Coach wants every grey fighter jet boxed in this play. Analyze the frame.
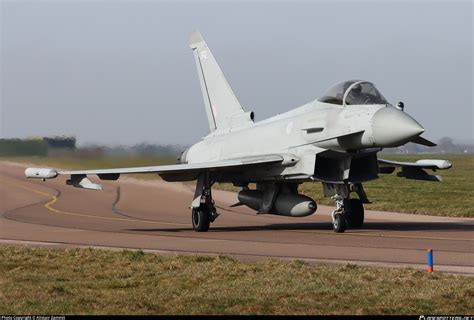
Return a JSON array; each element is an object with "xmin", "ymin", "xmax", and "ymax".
[{"xmin": 25, "ymin": 31, "xmax": 452, "ymax": 233}]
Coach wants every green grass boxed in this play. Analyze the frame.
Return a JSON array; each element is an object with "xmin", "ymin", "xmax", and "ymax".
[
  {"xmin": 0, "ymin": 246, "xmax": 472, "ymax": 315},
  {"xmin": 5, "ymin": 154, "xmax": 473, "ymax": 217}
]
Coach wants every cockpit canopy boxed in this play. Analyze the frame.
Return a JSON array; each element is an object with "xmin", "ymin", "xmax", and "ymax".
[{"xmin": 318, "ymin": 80, "xmax": 389, "ymax": 106}]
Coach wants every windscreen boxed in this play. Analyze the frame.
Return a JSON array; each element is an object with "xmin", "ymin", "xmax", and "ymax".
[
  {"xmin": 318, "ymin": 81, "xmax": 356, "ymax": 105},
  {"xmin": 345, "ymin": 82, "xmax": 388, "ymax": 105},
  {"xmin": 318, "ymin": 80, "xmax": 389, "ymax": 106}
]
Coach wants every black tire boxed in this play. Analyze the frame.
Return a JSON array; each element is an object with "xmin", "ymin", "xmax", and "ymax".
[
  {"xmin": 346, "ymin": 198, "xmax": 364, "ymax": 228},
  {"xmin": 192, "ymin": 205, "xmax": 211, "ymax": 232},
  {"xmin": 333, "ymin": 213, "xmax": 347, "ymax": 233}
]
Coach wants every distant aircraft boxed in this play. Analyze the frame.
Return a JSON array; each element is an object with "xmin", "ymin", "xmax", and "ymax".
[{"xmin": 26, "ymin": 31, "xmax": 452, "ymax": 233}]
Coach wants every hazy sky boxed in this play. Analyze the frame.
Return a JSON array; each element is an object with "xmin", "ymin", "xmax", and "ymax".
[{"xmin": 1, "ymin": 0, "xmax": 473, "ymax": 146}]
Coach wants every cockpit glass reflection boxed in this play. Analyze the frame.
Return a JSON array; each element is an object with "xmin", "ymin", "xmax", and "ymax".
[{"xmin": 318, "ymin": 80, "xmax": 389, "ymax": 106}]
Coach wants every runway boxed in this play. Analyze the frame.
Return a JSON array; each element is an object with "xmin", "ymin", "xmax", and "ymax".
[{"xmin": 1, "ymin": 161, "xmax": 473, "ymax": 274}]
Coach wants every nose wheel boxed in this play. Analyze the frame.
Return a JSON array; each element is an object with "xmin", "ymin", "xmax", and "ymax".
[
  {"xmin": 332, "ymin": 212, "xmax": 347, "ymax": 233},
  {"xmin": 326, "ymin": 183, "xmax": 366, "ymax": 233},
  {"xmin": 331, "ymin": 194, "xmax": 347, "ymax": 233},
  {"xmin": 346, "ymin": 198, "xmax": 364, "ymax": 228}
]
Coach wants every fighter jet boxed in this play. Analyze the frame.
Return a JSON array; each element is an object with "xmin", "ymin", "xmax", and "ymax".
[{"xmin": 25, "ymin": 31, "xmax": 452, "ymax": 233}]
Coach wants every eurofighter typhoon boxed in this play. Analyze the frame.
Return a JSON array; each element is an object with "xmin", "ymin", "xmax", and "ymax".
[{"xmin": 26, "ymin": 31, "xmax": 452, "ymax": 233}]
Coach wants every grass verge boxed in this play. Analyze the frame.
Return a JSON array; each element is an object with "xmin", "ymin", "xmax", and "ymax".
[{"xmin": 0, "ymin": 246, "xmax": 472, "ymax": 315}]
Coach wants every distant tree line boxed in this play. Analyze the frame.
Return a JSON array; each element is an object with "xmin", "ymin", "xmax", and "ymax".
[
  {"xmin": 103, "ymin": 143, "xmax": 185, "ymax": 157},
  {"xmin": 0, "ymin": 138, "xmax": 48, "ymax": 156},
  {"xmin": 5, "ymin": 135, "xmax": 470, "ymax": 158},
  {"xmin": 385, "ymin": 137, "xmax": 473, "ymax": 154},
  {"xmin": 0, "ymin": 137, "xmax": 185, "ymax": 158},
  {"xmin": 0, "ymin": 136, "xmax": 75, "ymax": 157}
]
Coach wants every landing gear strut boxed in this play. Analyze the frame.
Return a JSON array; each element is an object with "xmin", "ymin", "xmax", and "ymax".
[
  {"xmin": 191, "ymin": 172, "xmax": 218, "ymax": 232},
  {"xmin": 324, "ymin": 182, "xmax": 367, "ymax": 233},
  {"xmin": 331, "ymin": 193, "xmax": 347, "ymax": 233}
]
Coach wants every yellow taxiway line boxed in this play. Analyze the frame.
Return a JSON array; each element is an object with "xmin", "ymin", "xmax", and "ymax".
[
  {"xmin": 13, "ymin": 183, "xmax": 189, "ymax": 227},
  {"xmin": 9, "ymin": 182, "xmax": 474, "ymax": 242}
]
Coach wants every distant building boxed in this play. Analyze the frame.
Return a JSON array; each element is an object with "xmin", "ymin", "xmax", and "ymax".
[{"xmin": 43, "ymin": 136, "xmax": 76, "ymax": 150}]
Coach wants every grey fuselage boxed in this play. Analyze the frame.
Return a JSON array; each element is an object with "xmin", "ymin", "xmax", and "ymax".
[{"xmin": 181, "ymin": 100, "xmax": 422, "ymax": 185}]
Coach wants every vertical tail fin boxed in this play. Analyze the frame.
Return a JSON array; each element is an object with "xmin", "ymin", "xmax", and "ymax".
[{"xmin": 189, "ymin": 31, "xmax": 253, "ymax": 132}]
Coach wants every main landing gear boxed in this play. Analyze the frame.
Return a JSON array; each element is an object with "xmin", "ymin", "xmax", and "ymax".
[
  {"xmin": 324, "ymin": 183, "xmax": 368, "ymax": 233},
  {"xmin": 191, "ymin": 202, "xmax": 217, "ymax": 232},
  {"xmin": 191, "ymin": 173, "xmax": 218, "ymax": 232}
]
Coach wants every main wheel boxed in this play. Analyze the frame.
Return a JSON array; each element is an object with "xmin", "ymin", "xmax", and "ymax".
[
  {"xmin": 333, "ymin": 213, "xmax": 347, "ymax": 233},
  {"xmin": 192, "ymin": 205, "xmax": 211, "ymax": 232},
  {"xmin": 346, "ymin": 198, "xmax": 364, "ymax": 228}
]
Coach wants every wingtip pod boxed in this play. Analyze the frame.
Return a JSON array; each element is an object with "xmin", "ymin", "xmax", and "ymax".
[
  {"xmin": 416, "ymin": 159, "xmax": 452, "ymax": 170},
  {"xmin": 189, "ymin": 30, "xmax": 205, "ymax": 49},
  {"xmin": 25, "ymin": 168, "xmax": 58, "ymax": 179}
]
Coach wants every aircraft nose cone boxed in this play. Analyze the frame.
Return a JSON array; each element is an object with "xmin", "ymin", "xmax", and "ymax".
[{"xmin": 371, "ymin": 107, "xmax": 424, "ymax": 147}]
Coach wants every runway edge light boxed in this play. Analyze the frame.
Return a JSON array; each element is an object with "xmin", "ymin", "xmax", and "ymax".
[{"xmin": 427, "ymin": 249, "xmax": 434, "ymax": 273}]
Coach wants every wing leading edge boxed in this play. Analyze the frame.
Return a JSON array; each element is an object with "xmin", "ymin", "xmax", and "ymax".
[
  {"xmin": 58, "ymin": 154, "xmax": 285, "ymax": 176},
  {"xmin": 25, "ymin": 154, "xmax": 292, "ymax": 189}
]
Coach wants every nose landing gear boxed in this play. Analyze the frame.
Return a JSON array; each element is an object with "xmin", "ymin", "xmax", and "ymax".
[
  {"xmin": 331, "ymin": 194, "xmax": 347, "ymax": 233},
  {"xmin": 346, "ymin": 198, "xmax": 364, "ymax": 228},
  {"xmin": 324, "ymin": 182, "xmax": 367, "ymax": 233}
]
